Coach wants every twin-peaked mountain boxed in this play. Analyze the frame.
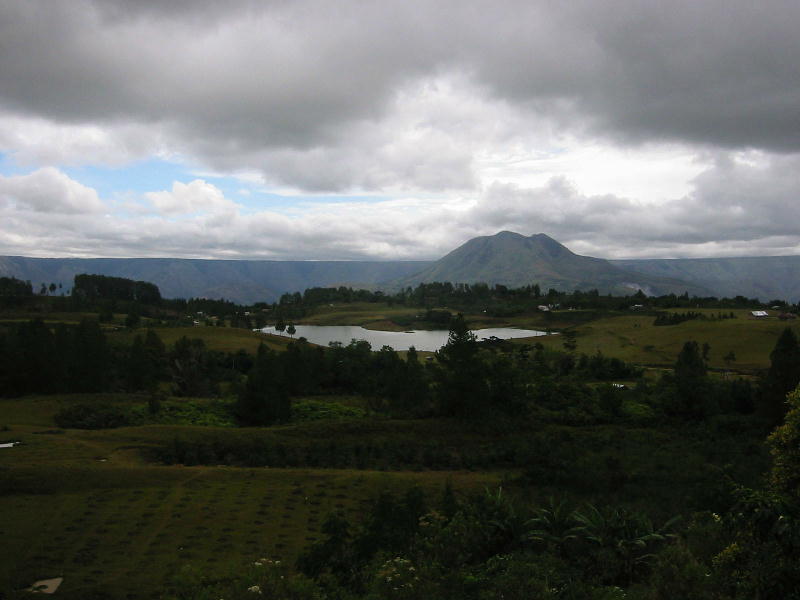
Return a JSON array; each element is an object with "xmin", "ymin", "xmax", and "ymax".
[
  {"xmin": 398, "ymin": 231, "xmax": 711, "ymax": 296},
  {"xmin": 2, "ymin": 231, "xmax": 799, "ymax": 302}
]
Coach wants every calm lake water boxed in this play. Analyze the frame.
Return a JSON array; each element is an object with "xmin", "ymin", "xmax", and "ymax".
[{"xmin": 258, "ymin": 325, "xmax": 547, "ymax": 352}]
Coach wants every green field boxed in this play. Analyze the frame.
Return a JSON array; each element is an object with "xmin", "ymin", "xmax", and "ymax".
[
  {"xmin": 108, "ymin": 326, "xmax": 293, "ymax": 354},
  {"xmin": 1, "ymin": 302, "xmax": 792, "ymax": 598},
  {"xmin": 297, "ymin": 303, "xmax": 796, "ymax": 372},
  {"xmin": 0, "ymin": 385, "xmax": 772, "ymax": 598},
  {"xmin": 0, "ymin": 396, "xmax": 499, "ymax": 598},
  {"xmin": 527, "ymin": 310, "xmax": 796, "ymax": 372}
]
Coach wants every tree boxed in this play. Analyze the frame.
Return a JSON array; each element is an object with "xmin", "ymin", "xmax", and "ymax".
[
  {"xmin": 236, "ymin": 344, "xmax": 290, "ymax": 425},
  {"xmin": 662, "ymin": 341, "xmax": 713, "ymax": 419},
  {"xmin": 0, "ymin": 276, "xmax": 33, "ymax": 297},
  {"xmin": 125, "ymin": 334, "xmax": 149, "ymax": 391},
  {"xmin": 434, "ymin": 314, "xmax": 487, "ymax": 418},
  {"xmin": 275, "ymin": 317, "xmax": 286, "ymax": 335},
  {"xmin": 562, "ymin": 330, "xmax": 578, "ymax": 353},
  {"xmin": 675, "ymin": 341, "xmax": 706, "ymax": 379},
  {"xmin": 125, "ymin": 329, "xmax": 165, "ymax": 392},
  {"xmin": 125, "ymin": 305, "xmax": 141, "ymax": 329},
  {"xmin": 170, "ymin": 337, "xmax": 216, "ymax": 397},
  {"xmin": 769, "ymin": 384, "xmax": 800, "ymax": 499},
  {"xmin": 144, "ymin": 329, "xmax": 166, "ymax": 382},
  {"xmin": 709, "ymin": 384, "xmax": 800, "ymax": 599},
  {"xmin": 69, "ymin": 319, "xmax": 110, "ymax": 392},
  {"xmin": 286, "ymin": 323, "xmax": 296, "ymax": 338},
  {"xmin": 760, "ymin": 328, "xmax": 800, "ymax": 425}
]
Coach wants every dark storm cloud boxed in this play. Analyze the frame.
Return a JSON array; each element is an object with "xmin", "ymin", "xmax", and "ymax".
[
  {"xmin": 1, "ymin": 0, "xmax": 800, "ymax": 261},
  {"xmin": 1, "ymin": 0, "xmax": 799, "ymax": 192}
]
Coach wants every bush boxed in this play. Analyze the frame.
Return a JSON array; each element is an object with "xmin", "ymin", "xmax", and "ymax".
[{"xmin": 54, "ymin": 403, "xmax": 130, "ymax": 429}]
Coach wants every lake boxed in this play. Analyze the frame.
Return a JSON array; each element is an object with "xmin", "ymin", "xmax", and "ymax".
[{"xmin": 257, "ymin": 324, "xmax": 548, "ymax": 352}]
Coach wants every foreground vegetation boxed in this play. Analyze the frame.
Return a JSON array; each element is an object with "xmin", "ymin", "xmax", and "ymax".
[{"xmin": 1, "ymin": 274, "xmax": 800, "ymax": 598}]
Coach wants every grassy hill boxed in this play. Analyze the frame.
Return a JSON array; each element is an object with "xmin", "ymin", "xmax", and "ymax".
[{"xmin": 529, "ymin": 308, "xmax": 796, "ymax": 372}]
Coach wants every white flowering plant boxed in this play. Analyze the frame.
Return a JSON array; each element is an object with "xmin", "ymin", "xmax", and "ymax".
[
  {"xmin": 367, "ymin": 556, "xmax": 422, "ymax": 600},
  {"xmin": 165, "ymin": 558, "xmax": 321, "ymax": 600}
]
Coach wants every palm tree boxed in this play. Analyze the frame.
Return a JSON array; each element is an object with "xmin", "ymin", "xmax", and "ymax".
[
  {"xmin": 525, "ymin": 497, "xmax": 583, "ymax": 551},
  {"xmin": 572, "ymin": 504, "xmax": 680, "ymax": 585}
]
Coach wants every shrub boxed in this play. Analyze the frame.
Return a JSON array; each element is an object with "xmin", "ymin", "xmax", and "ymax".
[{"xmin": 54, "ymin": 403, "xmax": 130, "ymax": 429}]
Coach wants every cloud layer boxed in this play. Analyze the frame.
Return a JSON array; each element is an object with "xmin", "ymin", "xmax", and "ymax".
[
  {"xmin": 0, "ymin": 0, "xmax": 799, "ymax": 260},
  {"xmin": 1, "ymin": 155, "xmax": 799, "ymax": 261}
]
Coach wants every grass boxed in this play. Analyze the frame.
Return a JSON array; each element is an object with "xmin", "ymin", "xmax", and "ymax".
[
  {"xmin": 0, "ymin": 303, "xmax": 786, "ymax": 598},
  {"xmin": 0, "ymin": 466, "xmax": 496, "ymax": 599},
  {"xmin": 0, "ymin": 384, "xmax": 771, "ymax": 599},
  {"xmin": 300, "ymin": 303, "xmax": 423, "ymax": 329},
  {"xmin": 529, "ymin": 311, "xmax": 796, "ymax": 372},
  {"xmin": 0, "ymin": 396, "xmax": 499, "ymax": 599},
  {"xmin": 108, "ymin": 326, "xmax": 294, "ymax": 353}
]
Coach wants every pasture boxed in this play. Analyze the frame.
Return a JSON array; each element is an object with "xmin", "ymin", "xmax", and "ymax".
[
  {"xmin": 108, "ymin": 326, "xmax": 292, "ymax": 354},
  {"xmin": 530, "ymin": 310, "xmax": 796, "ymax": 372}
]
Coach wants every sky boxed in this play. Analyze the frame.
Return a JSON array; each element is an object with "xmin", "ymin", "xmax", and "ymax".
[{"xmin": 1, "ymin": 0, "xmax": 800, "ymax": 261}]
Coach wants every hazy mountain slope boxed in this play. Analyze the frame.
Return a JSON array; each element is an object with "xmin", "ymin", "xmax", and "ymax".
[
  {"xmin": 614, "ymin": 256, "xmax": 800, "ymax": 301},
  {"xmin": 397, "ymin": 231, "xmax": 710, "ymax": 296},
  {"xmin": 6, "ymin": 233, "xmax": 799, "ymax": 304},
  {"xmin": 0, "ymin": 257, "xmax": 432, "ymax": 303}
]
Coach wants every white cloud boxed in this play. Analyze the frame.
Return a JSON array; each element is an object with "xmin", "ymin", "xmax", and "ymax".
[
  {"xmin": 0, "ymin": 114, "xmax": 168, "ymax": 167},
  {"xmin": 0, "ymin": 167, "xmax": 105, "ymax": 214},
  {"xmin": 146, "ymin": 179, "xmax": 237, "ymax": 215},
  {"xmin": 0, "ymin": 0, "xmax": 799, "ymax": 262},
  {"xmin": 2, "ymin": 153, "xmax": 800, "ymax": 263}
]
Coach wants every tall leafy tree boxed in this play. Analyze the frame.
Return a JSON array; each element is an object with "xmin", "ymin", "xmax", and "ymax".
[
  {"xmin": 144, "ymin": 329, "xmax": 167, "ymax": 382},
  {"xmin": 761, "ymin": 327, "xmax": 800, "ymax": 424},
  {"xmin": 275, "ymin": 317, "xmax": 286, "ymax": 335},
  {"xmin": 69, "ymin": 318, "xmax": 110, "ymax": 392},
  {"xmin": 170, "ymin": 336, "xmax": 216, "ymax": 397},
  {"xmin": 661, "ymin": 341, "xmax": 714, "ymax": 419},
  {"xmin": 236, "ymin": 344, "xmax": 290, "ymax": 425},
  {"xmin": 125, "ymin": 330, "xmax": 164, "ymax": 392},
  {"xmin": 125, "ymin": 334, "xmax": 150, "ymax": 391},
  {"xmin": 434, "ymin": 314, "xmax": 487, "ymax": 418}
]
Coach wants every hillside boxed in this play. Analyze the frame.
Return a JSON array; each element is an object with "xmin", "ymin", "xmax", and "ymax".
[
  {"xmin": 397, "ymin": 231, "xmax": 710, "ymax": 296},
  {"xmin": 0, "ymin": 257, "xmax": 432, "ymax": 304},
  {"xmin": 614, "ymin": 255, "xmax": 800, "ymax": 302},
  {"xmin": 5, "ymin": 233, "xmax": 800, "ymax": 303}
]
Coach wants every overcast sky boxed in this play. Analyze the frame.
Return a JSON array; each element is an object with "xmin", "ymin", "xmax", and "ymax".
[{"xmin": 1, "ymin": 0, "xmax": 799, "ymax": 261}]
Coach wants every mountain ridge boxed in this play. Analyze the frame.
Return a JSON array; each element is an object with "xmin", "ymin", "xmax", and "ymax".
[
  {"xmin": 3, "ymin": 231, "xmax": 800, "ymax": 302},
  {"xmin": 396, "ymin": 231, "xmax": 712, "ymax": 296},
  {"xmin": 0, "ymin": 256, "xmax": 432, "ymax": 304}
]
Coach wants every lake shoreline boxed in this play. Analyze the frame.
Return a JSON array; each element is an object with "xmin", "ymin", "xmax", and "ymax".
[{"xmin": 257, "ymin": 324, "xmax": 548, "ymax": 352}]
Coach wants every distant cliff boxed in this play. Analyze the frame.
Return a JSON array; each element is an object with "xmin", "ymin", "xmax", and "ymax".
[{"xmin": 0, "ymin": 256, "xmax": 432, "ymax": 303}]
